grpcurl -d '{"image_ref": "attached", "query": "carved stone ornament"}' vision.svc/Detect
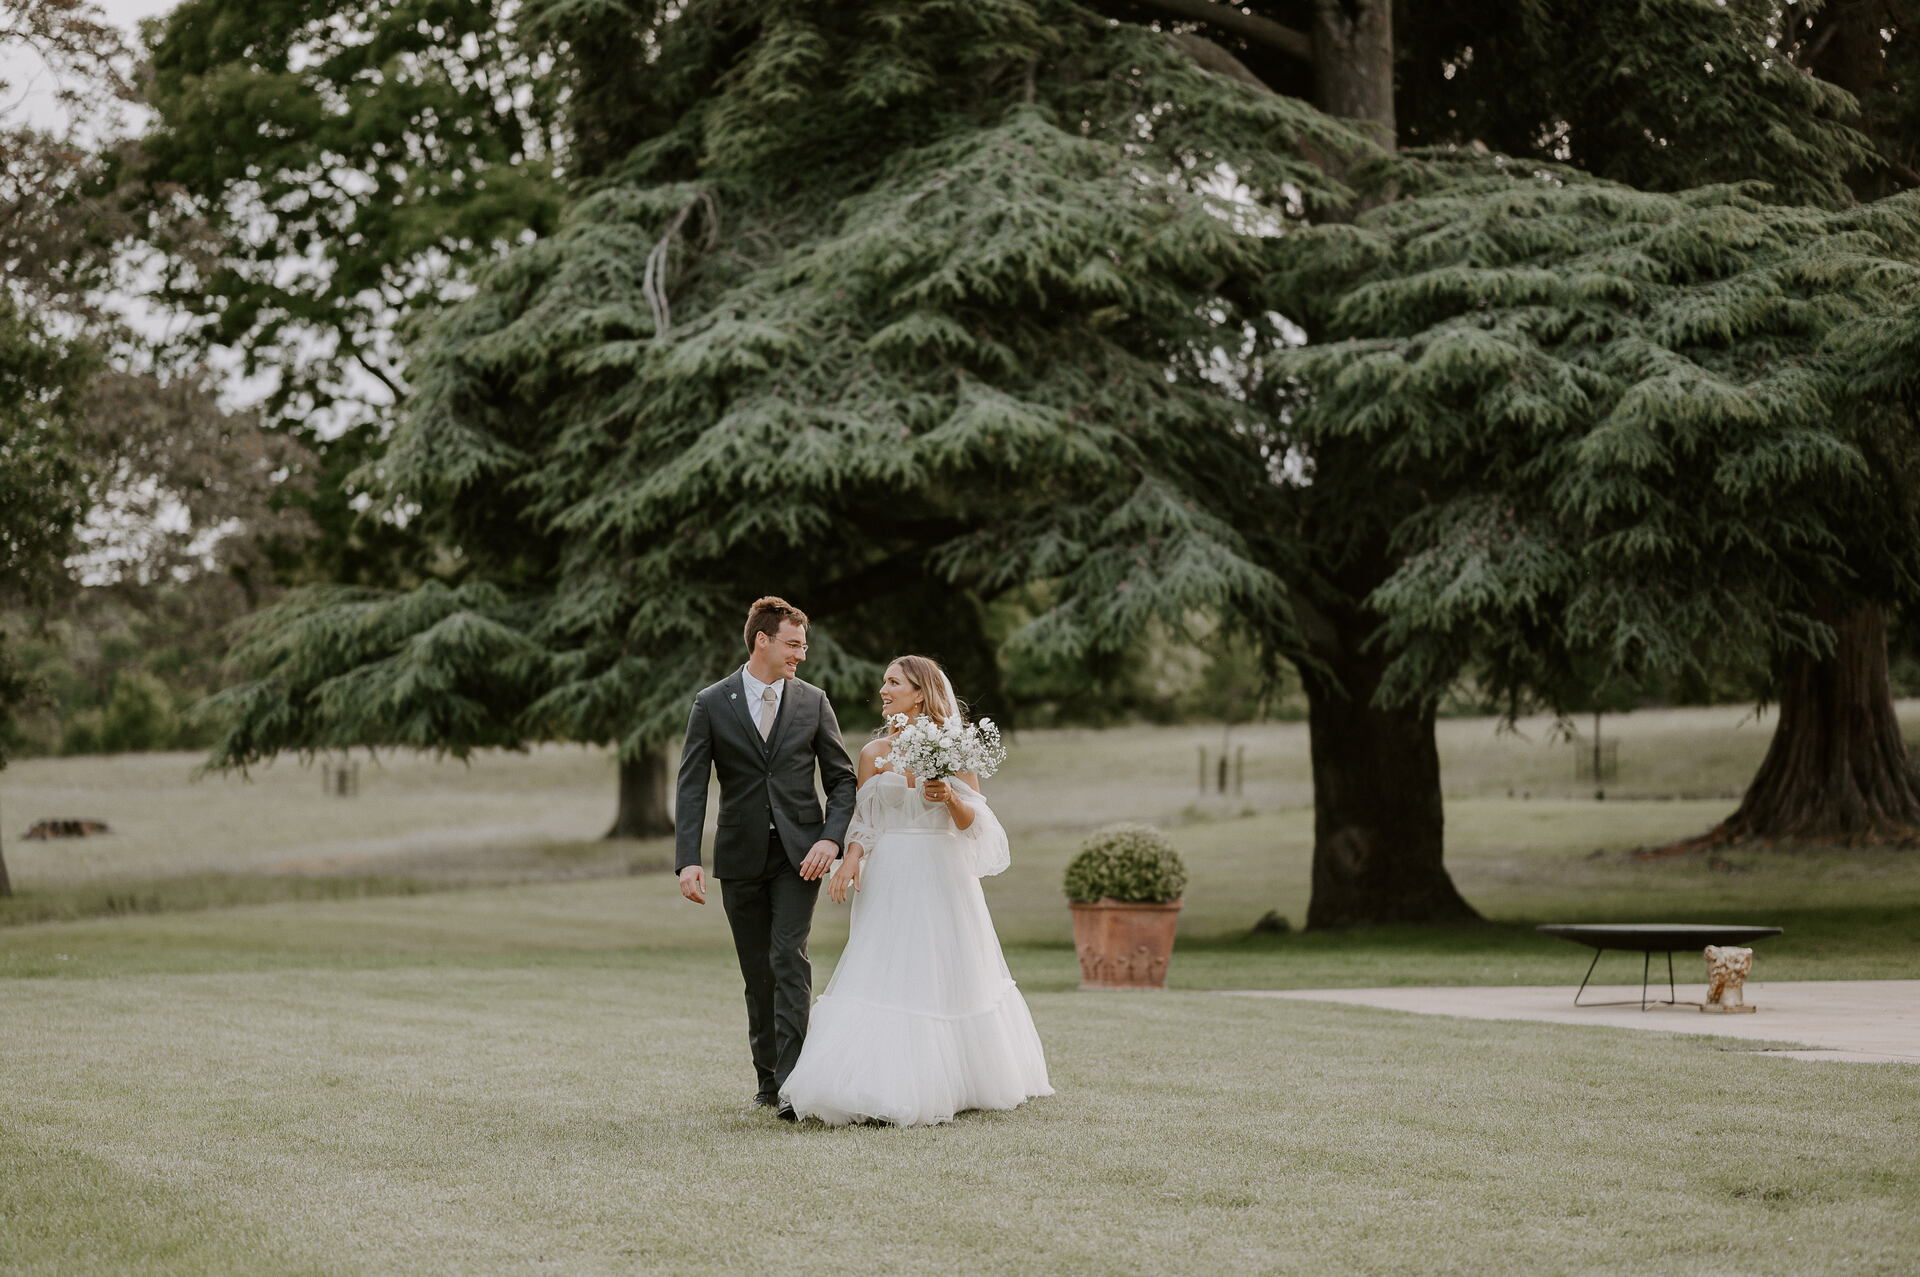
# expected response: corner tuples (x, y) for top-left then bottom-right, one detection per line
(1702, 944), (1757, 1013)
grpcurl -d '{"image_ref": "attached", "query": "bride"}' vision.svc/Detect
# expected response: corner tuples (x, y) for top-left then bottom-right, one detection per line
(779, 655), (1053, 1126)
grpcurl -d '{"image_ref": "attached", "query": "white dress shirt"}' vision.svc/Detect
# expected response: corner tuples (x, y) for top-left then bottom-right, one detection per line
(740, 664), (784, 735)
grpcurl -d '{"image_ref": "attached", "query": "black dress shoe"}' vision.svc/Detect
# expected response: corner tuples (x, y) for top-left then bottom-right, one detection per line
(776, 1104), (798, 1122)
(752, 1093), (779, 1109)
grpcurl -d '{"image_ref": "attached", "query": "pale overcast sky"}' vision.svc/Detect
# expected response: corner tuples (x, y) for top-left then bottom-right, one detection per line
(2, 0), (177, 133)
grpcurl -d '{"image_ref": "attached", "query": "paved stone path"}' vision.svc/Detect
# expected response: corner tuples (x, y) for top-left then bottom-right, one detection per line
(1221, 980), (1920, 1064)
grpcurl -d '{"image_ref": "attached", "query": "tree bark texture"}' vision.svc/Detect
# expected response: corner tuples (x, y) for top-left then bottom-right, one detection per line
(1300, 626), (1480, 927)
(1311, 0), (1396, 138)
(1712, 606), (1920, 844)
(606, 744), (674, 840)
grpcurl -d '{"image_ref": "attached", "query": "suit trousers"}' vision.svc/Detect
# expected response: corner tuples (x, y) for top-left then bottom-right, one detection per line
(718, 829), (821, 1100)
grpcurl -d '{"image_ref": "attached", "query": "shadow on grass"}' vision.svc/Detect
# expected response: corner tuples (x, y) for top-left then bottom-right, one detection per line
(0, 846), (676, 928)
(0, 872), (444, 927)
(1131, 905), (1920, 989)
(8, 869), (1915, 987)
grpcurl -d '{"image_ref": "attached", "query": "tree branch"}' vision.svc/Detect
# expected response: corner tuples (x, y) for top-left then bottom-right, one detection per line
(1166, 31), (1275, 93)
(352, 348), (408, 401)
(1128, 0), (1313, 65)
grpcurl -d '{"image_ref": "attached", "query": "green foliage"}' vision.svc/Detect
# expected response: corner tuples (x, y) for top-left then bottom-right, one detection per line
(1775, 0), (1920, 202)
(196, 0), (1920, 787)
(200, 580), (547, 763)
(0, 291), (92, 770)
(61, 670), (187, 756)
(206, 1), (1379, 768)
(0, 361), (317, 760)
(2, 596), (239, 758)
(0, 631), (30, 771)
(1266, 154), (1920, 711)
(1399, 0), (1876, 208)
(1062, 821), (1188, 903)
(262, 423), (432, 591)
(0, 293), (90, 603)
(98, 670), (180, 753)
(994, 598), (1300, 726)
(140, 0), (567, 434)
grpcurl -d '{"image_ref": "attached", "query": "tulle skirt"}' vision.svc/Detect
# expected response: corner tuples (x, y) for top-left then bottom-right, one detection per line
(781, 828), (1053, 1126)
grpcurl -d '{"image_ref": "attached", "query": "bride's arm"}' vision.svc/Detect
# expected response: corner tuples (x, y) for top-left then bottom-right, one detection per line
(829, 740), (887, 902)
(934, 773), (1009, 876)
(922, 771), (979, 830)
(846, 740), (888, 852)
(948, 769), (979, 830)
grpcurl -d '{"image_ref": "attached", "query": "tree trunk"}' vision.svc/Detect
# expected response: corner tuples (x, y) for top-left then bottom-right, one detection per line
(0, 832), (11, 898)
(1301, 1), (1471, 924)
(1711, 606), (1920, 844)
(1300, 611), (1480, 927)
(606, 744), (674, 840)
(1311, 0), (1396, 139)
(1166, 0), (1469, 922)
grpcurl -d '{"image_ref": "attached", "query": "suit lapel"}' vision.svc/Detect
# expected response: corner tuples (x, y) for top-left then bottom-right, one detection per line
(764, 678), (800, 757)
(724, 668), (763, 751)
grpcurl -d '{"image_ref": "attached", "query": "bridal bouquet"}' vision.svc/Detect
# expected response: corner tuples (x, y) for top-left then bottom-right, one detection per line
(879, 713), (1006, 783)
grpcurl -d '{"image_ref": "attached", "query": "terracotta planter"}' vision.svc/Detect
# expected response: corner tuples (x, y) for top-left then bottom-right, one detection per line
(1069, 897), (1183, 990)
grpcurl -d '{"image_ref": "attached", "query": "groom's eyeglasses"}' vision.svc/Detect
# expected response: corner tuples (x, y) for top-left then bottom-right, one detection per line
(783, 640), (809, 653)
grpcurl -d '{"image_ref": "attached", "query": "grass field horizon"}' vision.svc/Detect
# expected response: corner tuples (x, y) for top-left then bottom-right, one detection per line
(7, 699), (1918, 916)
(5, 705), (1919, 1272)
(7, 703), (1920, 982)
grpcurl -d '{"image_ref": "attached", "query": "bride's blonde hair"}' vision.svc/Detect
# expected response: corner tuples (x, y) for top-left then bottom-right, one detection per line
(887, 654), (965, 728)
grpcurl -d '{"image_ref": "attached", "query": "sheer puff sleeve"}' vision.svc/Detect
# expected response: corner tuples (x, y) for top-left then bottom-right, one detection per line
(845, 778), (883, 856)
(946, 779), (1010, 878)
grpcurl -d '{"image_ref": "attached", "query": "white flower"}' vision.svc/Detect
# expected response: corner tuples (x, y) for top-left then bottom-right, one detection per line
(878, 714), (1007, 785)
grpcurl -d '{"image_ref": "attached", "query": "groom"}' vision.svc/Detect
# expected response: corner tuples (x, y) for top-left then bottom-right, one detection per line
(674, 596), (857, 1118)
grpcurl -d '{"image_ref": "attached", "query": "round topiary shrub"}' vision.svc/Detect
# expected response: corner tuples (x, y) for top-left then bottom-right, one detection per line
(1063, 823), (1188, 904)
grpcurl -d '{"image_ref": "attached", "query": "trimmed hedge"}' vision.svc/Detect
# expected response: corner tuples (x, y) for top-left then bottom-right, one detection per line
(1062, 823), (1187, 904)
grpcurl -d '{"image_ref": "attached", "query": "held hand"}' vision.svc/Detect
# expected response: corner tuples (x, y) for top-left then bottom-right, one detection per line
(677, 865), (707, 905)
(827, 851), (863, 904)
(922, 776), (977, 831)
(799, 838), (839, 881)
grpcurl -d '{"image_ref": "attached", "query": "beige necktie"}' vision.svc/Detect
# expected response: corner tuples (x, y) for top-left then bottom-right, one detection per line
(758, 685), (777, 740)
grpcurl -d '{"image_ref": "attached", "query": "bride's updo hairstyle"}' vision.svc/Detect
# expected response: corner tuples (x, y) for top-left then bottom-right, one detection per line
(889, 655), (966, 728)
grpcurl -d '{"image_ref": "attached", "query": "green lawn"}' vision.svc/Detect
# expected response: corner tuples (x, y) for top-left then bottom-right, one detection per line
(3, 899), (1917, 1274)
(4, 708), (1920, 1272)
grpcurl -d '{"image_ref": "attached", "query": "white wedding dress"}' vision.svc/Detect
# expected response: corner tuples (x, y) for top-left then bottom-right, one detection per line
(780, 772), (1053, 1126)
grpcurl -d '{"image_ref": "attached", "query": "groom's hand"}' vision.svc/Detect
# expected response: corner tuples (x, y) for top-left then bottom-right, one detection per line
(799, 839), (838, 881)
(677, 865), (707, 904)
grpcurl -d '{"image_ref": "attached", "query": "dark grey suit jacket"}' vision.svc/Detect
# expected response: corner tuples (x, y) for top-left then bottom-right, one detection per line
(673, 669), (858, 879)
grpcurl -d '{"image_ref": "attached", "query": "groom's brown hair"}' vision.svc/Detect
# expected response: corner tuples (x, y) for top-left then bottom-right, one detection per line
(744, 595), (808, 651)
